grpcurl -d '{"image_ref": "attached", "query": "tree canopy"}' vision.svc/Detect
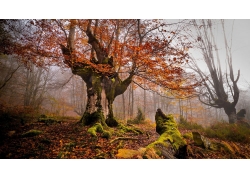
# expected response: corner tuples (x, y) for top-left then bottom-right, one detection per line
(2, 19), (199, 97)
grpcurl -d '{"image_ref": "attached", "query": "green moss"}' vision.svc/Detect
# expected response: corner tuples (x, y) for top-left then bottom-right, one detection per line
(192, 132), (211, 149)
(102, 130), (112, 139)
(183, 132), (193, 140)
(87, 123), (104, 137)
(22, 129), (42, 137)
(106, 115), (119, 127)
(145, 110), (186, 158)
(155, 113), (177, 135)
(73, 66), (92, 78)
(81, 111), (106, 127)
(38, 117), (60, 125)
(118, 124), (143, 135)
(103, 57), (109, 64)
(147, 127), (186, 152)
(204, 122), (250, 143)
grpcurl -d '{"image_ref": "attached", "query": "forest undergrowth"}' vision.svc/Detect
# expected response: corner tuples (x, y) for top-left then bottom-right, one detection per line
(1, 114), (250, 159)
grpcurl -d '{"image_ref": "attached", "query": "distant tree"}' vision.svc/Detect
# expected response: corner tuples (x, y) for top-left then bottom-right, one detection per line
(189, 20), (240, 123)
(0, 56), (20, 91)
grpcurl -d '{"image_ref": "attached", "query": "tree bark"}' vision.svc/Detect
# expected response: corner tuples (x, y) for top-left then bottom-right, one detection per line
(223, 102), (237, 124)
(73, 65), (133, 127)
(60, 20), (134, 127)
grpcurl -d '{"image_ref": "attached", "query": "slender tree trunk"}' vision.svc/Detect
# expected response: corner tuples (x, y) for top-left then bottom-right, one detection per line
(131, 83), (134, 118)
(144, 88), (146, 117)
(122, 93), (126, 120)
(128, 85), (131, 118)
(189, 99), (192, 121)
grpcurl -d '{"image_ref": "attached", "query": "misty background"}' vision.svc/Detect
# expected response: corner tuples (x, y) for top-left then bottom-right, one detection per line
(1, 19), (250, 126)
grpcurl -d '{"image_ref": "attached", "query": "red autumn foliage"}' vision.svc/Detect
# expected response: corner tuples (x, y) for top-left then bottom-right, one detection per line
(2, 19), (201, 97)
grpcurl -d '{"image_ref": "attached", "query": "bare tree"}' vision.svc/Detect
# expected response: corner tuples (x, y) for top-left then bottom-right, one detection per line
(0, 56), (20, 92)
(189, 20), (240, 123)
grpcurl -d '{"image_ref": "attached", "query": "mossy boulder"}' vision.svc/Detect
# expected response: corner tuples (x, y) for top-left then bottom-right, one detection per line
(192, 131), (211, 149)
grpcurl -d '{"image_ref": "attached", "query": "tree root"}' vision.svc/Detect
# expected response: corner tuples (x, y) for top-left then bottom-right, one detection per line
(87, 123), (111, 139)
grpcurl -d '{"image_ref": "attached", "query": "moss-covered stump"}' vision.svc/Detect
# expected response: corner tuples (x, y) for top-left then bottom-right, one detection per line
(143, 109), (187, 159)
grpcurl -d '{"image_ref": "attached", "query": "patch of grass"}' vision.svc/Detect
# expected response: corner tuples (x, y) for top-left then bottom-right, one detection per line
(204, 122), (250, 143)
(178, 118), (204, 131)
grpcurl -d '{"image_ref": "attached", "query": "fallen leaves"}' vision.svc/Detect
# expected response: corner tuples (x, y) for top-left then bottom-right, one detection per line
(1, 118), (250, 159)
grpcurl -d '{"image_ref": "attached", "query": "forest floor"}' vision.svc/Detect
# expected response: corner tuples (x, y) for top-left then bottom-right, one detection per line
(0, 117), (250, 159)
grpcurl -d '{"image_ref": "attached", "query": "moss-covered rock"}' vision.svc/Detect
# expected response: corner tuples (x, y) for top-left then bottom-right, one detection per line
(192, 131), (211, 149)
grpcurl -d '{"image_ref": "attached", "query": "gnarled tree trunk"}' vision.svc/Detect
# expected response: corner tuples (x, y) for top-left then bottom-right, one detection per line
(190, 20), (240, 124)
(74, 66), (132, 127)
(60, 20), (134, 127)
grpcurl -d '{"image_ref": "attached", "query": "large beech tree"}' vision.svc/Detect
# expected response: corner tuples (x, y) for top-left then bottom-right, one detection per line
(2, 19), (198, 127)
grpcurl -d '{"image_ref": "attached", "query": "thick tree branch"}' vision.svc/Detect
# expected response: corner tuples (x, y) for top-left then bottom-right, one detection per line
(86, 20), (107, 64)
